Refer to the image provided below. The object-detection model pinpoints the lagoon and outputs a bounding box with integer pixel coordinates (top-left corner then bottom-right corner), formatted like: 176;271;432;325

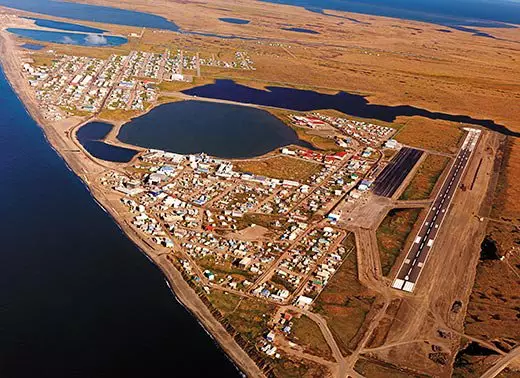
117;100;313;158
76;122;137;163
27;17;107;34
183;79;519;137
0;0;179;31
7;28;127;47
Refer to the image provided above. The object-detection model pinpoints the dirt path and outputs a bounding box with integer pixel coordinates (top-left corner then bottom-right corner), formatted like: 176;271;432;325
480;347;520;378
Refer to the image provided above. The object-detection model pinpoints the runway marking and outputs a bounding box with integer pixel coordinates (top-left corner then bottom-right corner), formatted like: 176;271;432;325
391;129;480;293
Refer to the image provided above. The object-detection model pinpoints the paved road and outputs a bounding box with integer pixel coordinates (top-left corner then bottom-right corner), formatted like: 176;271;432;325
392;129;481;293
373;147;423;197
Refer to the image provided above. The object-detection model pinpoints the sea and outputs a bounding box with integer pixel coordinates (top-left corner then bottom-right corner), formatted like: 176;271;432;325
0;67;240;377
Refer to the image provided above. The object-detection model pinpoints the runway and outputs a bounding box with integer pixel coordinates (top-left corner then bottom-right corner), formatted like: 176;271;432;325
392;129;481;293
373;147;423;197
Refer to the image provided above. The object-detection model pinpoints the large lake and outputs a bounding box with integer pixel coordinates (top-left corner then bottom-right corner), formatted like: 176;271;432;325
116;100;313;158
0;0;179;30
0;67;239;376
183;80;519;137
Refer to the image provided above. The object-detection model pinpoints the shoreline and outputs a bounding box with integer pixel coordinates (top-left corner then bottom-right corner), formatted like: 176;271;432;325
0;29;264;378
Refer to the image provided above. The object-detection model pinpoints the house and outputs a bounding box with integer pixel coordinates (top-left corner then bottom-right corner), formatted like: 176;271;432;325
295;295;313;308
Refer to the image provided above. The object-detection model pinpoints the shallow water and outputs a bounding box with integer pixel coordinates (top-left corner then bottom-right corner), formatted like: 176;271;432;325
20;43;44;50
8;28;127;47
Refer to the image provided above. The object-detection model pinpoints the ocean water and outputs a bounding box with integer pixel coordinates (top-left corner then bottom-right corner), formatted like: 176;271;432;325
0;66;240;377
261;0;520;27
7;28;127;47
116;100;313;158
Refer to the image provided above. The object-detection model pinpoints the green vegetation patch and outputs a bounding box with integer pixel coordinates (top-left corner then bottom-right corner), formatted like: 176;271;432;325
376;208;421;276
400;154;451;200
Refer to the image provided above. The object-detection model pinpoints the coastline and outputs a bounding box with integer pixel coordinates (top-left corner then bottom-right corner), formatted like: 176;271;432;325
0;30;264;378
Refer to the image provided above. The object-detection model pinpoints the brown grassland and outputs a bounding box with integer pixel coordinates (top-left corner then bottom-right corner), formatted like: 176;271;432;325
400;154;451;200
354;357;425;378
394;117;464;154
207;290;276;342
289;315;333;360
233;156;322;182
313;234;375;356
376;208;422;276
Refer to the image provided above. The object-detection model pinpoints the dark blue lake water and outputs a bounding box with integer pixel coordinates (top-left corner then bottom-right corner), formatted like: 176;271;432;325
76;122;138;163
0;0;179;31
183;80;518;137
219;17;250;25
7;28;127;47
28;17;107;34
0;66;239;377
20;43;44;50
282;27;320;34
117;100;313;158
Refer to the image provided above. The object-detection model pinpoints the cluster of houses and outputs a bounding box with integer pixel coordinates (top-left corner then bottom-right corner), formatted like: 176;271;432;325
21;47;255;117
289;113;395;147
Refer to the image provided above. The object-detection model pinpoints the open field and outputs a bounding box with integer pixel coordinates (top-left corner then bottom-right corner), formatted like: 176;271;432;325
289;315;333;360
208;291;276;342
463;223;520;348
234;155;322;182
491;138;520;223
313;234;375;356
400;154;451;200
394;117;464;154
354;358;423;378
376;208;421;276
271;355;331;378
